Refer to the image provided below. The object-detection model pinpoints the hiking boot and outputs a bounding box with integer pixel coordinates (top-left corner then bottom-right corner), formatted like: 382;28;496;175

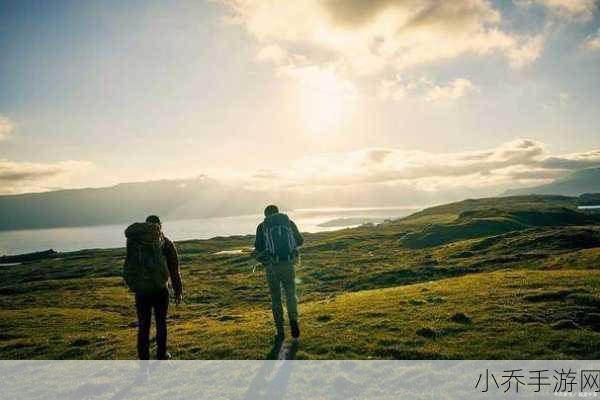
290;320;300;339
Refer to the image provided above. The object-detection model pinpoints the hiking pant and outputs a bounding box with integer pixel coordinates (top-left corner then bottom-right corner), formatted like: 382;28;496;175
266;261;298;332
135;288;169;360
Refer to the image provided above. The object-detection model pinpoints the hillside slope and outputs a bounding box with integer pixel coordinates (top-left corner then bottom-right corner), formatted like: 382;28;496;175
1;267;598;359
0;195;599;359
174;269;600;359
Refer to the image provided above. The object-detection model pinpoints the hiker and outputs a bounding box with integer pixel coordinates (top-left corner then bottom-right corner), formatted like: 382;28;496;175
253;205;304;340
123;215;183;360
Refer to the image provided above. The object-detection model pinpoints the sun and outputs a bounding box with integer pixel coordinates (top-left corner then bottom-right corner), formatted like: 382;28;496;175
289;66;356;136
300;87;348;136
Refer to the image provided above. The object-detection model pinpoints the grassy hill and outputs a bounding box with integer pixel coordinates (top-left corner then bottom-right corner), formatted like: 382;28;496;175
0;195;599;359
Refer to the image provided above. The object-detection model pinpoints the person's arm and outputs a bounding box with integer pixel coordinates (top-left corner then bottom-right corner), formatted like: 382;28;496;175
254;223;265;252
290;220;304;246
163;237;183;304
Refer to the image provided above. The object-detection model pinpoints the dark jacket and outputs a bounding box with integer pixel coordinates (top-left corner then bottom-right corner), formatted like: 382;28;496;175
254;215;304;253
163;237;182;297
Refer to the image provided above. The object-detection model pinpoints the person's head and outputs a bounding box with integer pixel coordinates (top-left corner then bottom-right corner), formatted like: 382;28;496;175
146;215;162;228
264;205;279;217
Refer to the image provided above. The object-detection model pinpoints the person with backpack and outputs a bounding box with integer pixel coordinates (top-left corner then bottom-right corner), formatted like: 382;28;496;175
253;205;304;340
123;215;183;360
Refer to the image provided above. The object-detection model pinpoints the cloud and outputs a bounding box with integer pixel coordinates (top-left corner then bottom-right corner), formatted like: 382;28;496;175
256;44;288;63
0;160;95;195
378;75;417;101
505;34;545;68
0;115;14;140
221;0;545;85
582;32;600;51
517;0;598;20
247;139;600;191
378;76;478;102
424;78;479;102
540;149;600;169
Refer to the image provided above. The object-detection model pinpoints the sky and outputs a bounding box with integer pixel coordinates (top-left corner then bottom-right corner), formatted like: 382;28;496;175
0;0;599;199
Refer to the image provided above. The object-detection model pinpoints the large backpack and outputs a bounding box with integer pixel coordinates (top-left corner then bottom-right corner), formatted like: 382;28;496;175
263;213;297;262
123;222;169;294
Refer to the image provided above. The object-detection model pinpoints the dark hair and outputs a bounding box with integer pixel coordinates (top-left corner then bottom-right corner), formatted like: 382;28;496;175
264;205;279;216
145;215;161;226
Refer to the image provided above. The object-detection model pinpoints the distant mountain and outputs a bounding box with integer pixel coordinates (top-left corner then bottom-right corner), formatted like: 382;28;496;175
504;168;600;197
0;176;436;231
0;175;494;231
0;177;275;231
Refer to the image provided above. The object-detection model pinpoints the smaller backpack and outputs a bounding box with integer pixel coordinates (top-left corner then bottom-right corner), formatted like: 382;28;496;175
123;222;169;294
263;213;297;262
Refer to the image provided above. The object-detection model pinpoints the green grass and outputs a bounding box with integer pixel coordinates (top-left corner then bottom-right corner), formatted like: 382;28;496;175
0;194;599;359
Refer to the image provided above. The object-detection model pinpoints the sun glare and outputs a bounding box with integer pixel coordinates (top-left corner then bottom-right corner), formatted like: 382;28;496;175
289;66;356;136
299;86;348;136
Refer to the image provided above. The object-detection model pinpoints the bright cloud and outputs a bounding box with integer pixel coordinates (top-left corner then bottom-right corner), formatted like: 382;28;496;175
248;139;600;190
424;78;479;102
0;160;96;195
256;43;288;63
378;77;478;102
505;34;545;68
582;32;600;51
378;75;417;101
0;115;14;140
222;0;546;82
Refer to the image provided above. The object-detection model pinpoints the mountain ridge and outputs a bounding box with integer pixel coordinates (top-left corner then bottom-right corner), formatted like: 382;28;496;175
3;168;600;231
504;167;600;196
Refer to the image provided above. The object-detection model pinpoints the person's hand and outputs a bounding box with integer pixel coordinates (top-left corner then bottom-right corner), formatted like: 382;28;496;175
175;293;183;306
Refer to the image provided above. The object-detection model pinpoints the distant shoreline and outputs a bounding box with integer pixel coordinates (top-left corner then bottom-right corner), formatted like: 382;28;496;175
317;217;388;227
0;206;420;233
0;207;418;256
